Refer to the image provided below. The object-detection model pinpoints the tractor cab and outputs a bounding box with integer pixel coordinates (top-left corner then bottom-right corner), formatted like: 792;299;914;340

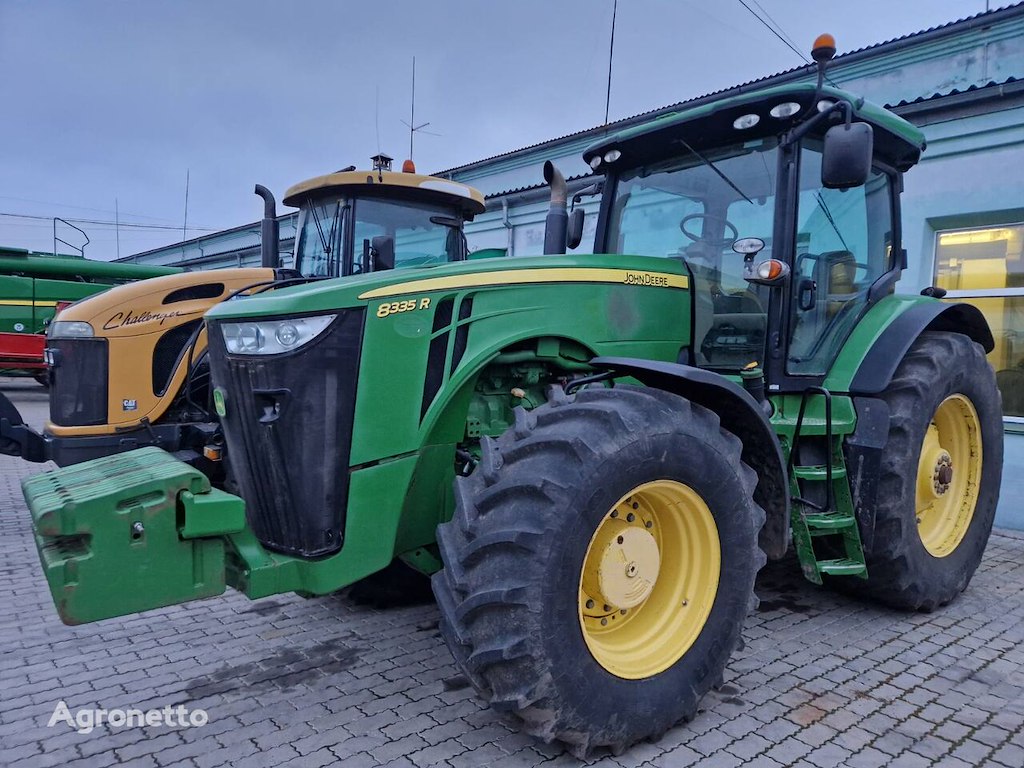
285;160;485;278
583;81;924;389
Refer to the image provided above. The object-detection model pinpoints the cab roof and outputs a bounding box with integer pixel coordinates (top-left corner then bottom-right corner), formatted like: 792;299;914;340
283;170;486;218
583;83;927;173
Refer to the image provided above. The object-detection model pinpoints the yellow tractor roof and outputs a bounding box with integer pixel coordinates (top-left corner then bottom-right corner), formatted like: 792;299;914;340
283;170;486;217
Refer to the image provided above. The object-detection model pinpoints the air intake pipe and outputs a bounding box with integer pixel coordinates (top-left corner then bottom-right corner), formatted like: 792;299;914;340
254;184;280;268
542;161;568;255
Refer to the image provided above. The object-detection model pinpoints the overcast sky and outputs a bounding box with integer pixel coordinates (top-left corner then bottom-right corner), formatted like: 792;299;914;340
0;0;996;259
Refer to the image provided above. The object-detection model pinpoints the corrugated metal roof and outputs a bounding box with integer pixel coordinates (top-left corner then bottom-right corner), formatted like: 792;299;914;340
477;77;1024;201
887;76;1021;108
435;2;1024;179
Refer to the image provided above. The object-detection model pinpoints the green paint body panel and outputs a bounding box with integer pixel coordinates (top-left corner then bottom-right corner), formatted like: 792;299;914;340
822;294;935;393
24;447;229;624
225;454;419;599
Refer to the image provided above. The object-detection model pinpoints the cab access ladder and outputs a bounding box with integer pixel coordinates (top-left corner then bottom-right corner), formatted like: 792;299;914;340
788;387;867;584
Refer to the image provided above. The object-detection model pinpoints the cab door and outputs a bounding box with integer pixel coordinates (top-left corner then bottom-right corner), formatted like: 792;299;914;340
777;144;898;388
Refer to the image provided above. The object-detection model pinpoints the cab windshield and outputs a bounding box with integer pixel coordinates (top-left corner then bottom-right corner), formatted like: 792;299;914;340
604;139;779;369
294;195;467;277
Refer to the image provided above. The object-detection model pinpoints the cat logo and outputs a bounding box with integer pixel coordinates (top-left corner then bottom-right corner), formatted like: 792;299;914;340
122;399;138;412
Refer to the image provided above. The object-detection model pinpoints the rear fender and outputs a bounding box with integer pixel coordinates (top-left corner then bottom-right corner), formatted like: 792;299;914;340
589;356;791;560
847;300;993;395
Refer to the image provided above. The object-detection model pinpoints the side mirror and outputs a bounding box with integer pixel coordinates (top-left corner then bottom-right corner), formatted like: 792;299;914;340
567;209;585;250
822;122;873;189
371;235;394;271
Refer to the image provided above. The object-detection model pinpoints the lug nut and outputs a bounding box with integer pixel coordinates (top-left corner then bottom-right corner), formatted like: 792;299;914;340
626;513;635;522
645;520;653;529
586;599;595;609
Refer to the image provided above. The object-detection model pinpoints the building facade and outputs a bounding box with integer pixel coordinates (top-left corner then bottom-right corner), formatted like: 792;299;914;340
120;5;1024;524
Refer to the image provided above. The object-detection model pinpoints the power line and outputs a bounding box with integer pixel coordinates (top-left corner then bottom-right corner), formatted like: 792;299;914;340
749;0;807;62
735;0;810;64
0;194;186;224
0;211;218;232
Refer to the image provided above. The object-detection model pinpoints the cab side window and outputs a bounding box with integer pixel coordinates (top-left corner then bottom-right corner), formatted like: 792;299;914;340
788;148;893;376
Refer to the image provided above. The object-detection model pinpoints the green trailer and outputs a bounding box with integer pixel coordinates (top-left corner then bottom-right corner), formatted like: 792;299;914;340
0;246;179;377
23;40;1002;756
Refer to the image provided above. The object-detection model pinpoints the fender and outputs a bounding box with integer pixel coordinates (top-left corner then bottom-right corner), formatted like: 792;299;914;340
849;301;994;395
589;356;791;560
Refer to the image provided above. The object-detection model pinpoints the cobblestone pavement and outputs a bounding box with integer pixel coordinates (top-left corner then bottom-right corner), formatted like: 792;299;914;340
1;383;1023;767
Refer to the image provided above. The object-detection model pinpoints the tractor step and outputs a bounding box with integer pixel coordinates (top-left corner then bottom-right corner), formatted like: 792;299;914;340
817;558;867;576
793;465;847;481
804;512;857;531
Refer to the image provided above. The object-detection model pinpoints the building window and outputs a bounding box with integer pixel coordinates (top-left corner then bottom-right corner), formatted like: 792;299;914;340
935;223;1024;420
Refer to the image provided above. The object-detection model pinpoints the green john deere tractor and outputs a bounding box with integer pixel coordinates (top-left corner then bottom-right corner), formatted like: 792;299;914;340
24;41;1002;755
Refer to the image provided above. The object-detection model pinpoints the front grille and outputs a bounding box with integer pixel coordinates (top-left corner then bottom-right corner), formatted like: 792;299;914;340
208;310;364;558
48;338;109;426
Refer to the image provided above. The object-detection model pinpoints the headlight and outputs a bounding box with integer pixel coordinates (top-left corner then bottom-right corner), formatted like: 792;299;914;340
47;321;94;338
221;314;336;355
770;101;801;119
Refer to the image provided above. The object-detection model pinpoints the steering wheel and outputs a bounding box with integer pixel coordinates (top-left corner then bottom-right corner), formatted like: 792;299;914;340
680;213;739;249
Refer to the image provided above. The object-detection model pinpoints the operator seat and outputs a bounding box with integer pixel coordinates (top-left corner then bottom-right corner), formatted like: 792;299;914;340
791;250;863;361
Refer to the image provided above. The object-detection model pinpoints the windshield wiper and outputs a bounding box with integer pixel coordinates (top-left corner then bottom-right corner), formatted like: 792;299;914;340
677;138;753;205
814;193;851;252
310;202;345;275
310;204;332;256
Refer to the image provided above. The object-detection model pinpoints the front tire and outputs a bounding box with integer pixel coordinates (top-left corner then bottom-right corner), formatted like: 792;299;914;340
432;386;765;755
846;331;1002;610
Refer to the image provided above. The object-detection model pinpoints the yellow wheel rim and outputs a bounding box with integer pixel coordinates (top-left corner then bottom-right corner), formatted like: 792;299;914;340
578;480;720;679
915;394;983;558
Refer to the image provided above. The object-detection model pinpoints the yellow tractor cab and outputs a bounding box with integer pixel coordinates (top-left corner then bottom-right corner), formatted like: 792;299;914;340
0;158;485;475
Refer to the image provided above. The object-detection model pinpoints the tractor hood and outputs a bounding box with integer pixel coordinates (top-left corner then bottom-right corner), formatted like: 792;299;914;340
203;254;691;321
53;268;276;339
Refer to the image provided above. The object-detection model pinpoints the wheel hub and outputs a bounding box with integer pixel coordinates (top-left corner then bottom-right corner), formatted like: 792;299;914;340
582;522;660;609
577;480;721;680
933;452;953;495
914;394;983;558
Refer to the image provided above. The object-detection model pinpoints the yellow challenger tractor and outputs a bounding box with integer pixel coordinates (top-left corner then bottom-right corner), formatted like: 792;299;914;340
0;159;485;477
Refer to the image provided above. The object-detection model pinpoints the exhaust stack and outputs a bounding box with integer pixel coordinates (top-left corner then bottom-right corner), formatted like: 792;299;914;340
254;184;280;269
542;161;568;255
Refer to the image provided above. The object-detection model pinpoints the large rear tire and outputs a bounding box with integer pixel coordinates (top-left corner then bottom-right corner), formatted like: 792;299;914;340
844;331;1002;610
432;386;765;756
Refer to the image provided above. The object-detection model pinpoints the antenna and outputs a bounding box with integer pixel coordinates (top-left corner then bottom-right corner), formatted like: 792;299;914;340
182;169;189;261
401;56;436;161
604;0;618;125
375;85;382;156
115;198;120;260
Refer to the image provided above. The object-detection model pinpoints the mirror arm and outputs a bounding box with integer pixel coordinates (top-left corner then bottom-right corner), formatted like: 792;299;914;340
782;100;851;149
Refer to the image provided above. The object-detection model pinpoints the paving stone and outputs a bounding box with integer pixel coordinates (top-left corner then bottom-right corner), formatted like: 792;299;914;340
4;426;1024;768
